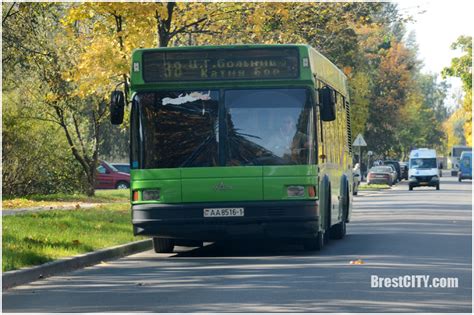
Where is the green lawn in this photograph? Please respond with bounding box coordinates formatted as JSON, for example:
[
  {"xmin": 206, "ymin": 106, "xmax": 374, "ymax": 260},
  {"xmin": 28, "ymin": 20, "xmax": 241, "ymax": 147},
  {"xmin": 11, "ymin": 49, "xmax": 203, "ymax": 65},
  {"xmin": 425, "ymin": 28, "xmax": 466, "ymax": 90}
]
[
  {"xmin": 358, "ymin": 183, "xmax": 391, "ymax": 190},
  {"xmin": 2, "ymin": 203, "xmax": 144, "ymax": 272}
]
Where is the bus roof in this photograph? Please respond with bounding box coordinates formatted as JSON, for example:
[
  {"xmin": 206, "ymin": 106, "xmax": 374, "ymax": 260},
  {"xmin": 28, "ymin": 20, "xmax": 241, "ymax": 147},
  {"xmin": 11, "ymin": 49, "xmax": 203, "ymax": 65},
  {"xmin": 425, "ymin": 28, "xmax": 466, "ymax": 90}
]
[
  {"xmin": 307, "ymin": 46, "xmax": 348, "ymax": 96},
  {"xmin": 130, "ymin": 44, "xmax": 348, "ymax": 97}
]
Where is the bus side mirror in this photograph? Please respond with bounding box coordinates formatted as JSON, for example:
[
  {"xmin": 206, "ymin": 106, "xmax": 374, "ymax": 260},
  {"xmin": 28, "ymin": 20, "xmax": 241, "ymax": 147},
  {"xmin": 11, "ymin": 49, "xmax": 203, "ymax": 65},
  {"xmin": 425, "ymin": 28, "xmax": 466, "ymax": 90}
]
[
  {"xmin": 110, "ymin": 91, "xmax": 125, "ymax": 125},
  {"xmin": 319, "ymin": 86, "xmax": 336, "ymax": 121}
]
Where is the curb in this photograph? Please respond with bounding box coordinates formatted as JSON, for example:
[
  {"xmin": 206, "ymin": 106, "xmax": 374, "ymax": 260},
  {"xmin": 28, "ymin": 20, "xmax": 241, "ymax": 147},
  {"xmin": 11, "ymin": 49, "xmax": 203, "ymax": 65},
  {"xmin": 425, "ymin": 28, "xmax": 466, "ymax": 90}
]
[{"xmin": 2, "ymin": 239, "xmax": 152, "ymax": 290}]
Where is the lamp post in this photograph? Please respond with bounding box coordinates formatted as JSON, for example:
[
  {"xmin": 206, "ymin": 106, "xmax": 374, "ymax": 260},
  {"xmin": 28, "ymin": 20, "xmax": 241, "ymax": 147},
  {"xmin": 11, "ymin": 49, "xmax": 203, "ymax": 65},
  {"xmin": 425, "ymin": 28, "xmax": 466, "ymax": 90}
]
[{"xmin": 367, "ymin": 150, "xmax": 373, "ymax": 169}]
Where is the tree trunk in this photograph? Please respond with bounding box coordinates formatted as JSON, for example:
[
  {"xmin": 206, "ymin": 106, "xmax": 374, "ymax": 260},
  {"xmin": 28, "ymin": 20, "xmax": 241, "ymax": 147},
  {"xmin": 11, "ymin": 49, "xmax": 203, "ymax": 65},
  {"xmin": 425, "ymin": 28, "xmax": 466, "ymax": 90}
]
[{"xmin": 157, "ymin": 2, "xmax": 175, "ymax": 47}]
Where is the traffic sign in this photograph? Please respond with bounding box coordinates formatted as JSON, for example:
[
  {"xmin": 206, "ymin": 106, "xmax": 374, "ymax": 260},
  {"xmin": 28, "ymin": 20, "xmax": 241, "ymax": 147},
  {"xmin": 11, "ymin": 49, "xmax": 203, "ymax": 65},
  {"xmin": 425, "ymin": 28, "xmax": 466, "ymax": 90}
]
[{"xmin": 353, "ymin": 134, "xmax": 367, "ymax": 146}]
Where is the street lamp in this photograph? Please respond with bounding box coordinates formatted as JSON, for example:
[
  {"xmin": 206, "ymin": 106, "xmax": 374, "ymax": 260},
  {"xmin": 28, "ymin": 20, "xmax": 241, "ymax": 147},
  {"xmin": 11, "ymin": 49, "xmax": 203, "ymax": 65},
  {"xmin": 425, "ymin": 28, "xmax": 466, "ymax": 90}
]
[{"xmin": 367, "ymin": 150, "xmax": 373, "ymax": 169}]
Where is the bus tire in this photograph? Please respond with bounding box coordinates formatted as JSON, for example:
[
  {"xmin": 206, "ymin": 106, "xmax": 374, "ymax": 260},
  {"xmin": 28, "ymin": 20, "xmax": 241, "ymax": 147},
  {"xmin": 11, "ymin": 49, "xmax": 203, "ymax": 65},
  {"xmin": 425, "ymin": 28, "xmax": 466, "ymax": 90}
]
[
  {"xmin": 323, "ymin": 191, "xmax": 331, "ymax": 244},
  {"xmin": 303, "ymin": 231, "xmax": 324, "ymax": 251},
  {"xmin": 152, "ymin": 237, "xmax": 174, "ymax": 253},
  {"xmin": 331, "ymin": 220, "xmax": 346, "ymax": 240},
  {"xmin": 320, "ymin": 179, "xmax": 331, "ymax": 244},
  {"xmin": 332, "ymin": 178, "xmax": 348, "ymax": 240}
]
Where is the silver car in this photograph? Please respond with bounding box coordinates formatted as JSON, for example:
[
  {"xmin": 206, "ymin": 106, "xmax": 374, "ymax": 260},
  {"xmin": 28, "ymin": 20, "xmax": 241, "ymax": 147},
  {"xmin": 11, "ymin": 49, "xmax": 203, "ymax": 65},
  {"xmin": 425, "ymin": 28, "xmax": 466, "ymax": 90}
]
[{"xmin": 367, "ymin": 166, "xmax": 395, "ymax": 186}]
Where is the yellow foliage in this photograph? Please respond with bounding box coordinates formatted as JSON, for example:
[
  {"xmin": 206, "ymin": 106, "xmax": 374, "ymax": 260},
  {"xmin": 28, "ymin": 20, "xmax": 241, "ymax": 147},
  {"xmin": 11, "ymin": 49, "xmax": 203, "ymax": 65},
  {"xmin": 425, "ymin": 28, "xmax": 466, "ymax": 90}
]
[
  {"xmin": 463, "ymin": 90, "xmax": 472, "ymax": 146},
  {"xmin": 444, "ymin": 108, "xmax": 467, "ymax": 149}
]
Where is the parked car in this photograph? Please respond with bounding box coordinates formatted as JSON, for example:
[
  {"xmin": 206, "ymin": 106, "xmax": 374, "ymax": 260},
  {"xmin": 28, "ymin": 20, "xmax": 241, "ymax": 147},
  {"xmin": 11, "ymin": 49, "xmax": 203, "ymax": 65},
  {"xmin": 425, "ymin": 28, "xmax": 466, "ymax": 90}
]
[
  {"xmin": 353, "ymin": 163, "xmax": 361, "ymax": 195},
  {"xmin": 387, "ymin": 164, "xmax": 398, "ymax": 184},
  {"xmin": 399, "ymin": 162, "xmax": 409, "ymax": 180},
  {"xmin": 95, "ymin": 161, "xmax": 130, "ymax": 189},
  {"xmin": 111, "ymin": 162, "xmax": 130, "ymax": 174},
  {"xmin": 367, "ymin": 166, "xmax": 394, "ymax": 186},
  {"xmin": 384, "ymin": 160, "xmax": 402, "ymax": 182}
]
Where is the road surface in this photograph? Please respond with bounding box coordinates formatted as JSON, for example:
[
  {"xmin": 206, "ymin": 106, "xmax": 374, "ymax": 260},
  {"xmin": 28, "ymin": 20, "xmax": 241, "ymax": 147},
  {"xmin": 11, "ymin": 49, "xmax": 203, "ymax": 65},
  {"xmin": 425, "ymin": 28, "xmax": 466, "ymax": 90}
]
[{"xmin": 3, "ymin": 176, "xmax": 471, "ymax": 312}]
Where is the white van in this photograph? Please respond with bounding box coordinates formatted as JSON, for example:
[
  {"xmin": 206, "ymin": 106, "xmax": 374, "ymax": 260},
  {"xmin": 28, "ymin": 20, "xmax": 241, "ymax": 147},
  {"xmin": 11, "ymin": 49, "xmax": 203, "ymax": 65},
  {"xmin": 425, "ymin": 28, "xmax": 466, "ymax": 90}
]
[{"xmin": 408, "ymin": 148, "xmax": 440, "ymax": 191}]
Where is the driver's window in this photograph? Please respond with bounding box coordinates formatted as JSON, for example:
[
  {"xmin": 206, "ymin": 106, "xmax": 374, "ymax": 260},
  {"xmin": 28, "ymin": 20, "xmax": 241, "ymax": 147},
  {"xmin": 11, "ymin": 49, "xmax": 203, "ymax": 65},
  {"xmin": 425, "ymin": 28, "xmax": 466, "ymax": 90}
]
[{"xmin": 97, "ymin": 165, "xmax": 107, "ymax": 174}]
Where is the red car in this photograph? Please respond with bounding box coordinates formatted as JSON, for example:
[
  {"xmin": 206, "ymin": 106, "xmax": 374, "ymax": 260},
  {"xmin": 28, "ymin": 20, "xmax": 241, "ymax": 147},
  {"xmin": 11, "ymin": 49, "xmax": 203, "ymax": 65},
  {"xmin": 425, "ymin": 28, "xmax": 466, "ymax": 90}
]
[{"xmin": 95, "ymin": 161, "xmax": 130, "ymax": 189}]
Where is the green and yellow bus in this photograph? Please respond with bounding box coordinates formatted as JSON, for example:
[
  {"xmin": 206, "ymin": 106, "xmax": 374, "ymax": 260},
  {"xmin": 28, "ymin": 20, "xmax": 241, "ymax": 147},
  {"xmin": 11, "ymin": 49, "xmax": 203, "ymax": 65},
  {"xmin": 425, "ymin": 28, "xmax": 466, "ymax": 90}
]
[{"xmin": 110, "ymin": 44, "xmax": 354, "ymax": 253}]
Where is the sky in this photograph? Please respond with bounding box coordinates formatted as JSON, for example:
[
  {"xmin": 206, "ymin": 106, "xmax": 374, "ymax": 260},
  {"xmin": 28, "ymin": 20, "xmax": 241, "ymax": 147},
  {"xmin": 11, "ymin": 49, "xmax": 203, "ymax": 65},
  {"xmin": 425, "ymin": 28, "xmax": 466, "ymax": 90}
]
[{"xmin": 397, "ymin": 0, "xmax": 473, "ymax": 107}]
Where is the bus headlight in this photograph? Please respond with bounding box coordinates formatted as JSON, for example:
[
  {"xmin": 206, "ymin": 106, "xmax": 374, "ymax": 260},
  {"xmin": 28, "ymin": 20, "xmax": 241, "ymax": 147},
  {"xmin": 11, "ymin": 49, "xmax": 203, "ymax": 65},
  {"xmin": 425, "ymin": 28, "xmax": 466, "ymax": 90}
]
[{"xmin": 142, "ymin": 189, "xmax": 161, "ymax": 201}]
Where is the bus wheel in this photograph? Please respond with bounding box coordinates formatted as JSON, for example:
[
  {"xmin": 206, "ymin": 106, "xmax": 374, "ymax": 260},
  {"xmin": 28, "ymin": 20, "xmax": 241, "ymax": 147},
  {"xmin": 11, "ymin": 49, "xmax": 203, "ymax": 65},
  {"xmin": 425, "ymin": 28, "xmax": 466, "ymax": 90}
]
[
  {"xmin": 303, "ymin": 231, "xmax": 324, "ymax": 251},
  {"xmin": 152, "ymin": 237, "xmax": 174, "ymax": 253},
  {"xmin": 332, "ymin": 221, "xmax": 346, "ymax": 240}
]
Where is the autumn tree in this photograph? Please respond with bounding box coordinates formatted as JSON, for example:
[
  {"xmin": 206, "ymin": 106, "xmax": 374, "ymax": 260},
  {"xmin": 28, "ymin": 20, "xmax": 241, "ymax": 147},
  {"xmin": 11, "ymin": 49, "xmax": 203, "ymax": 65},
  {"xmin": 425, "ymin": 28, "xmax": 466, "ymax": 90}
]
[
  {"xmin": 442, "ymin": 35, "xmax": 472, "ymax": 146},
  {"xmin": 3, "ymin": 3, "xmax": 107, "ymax": 196}
]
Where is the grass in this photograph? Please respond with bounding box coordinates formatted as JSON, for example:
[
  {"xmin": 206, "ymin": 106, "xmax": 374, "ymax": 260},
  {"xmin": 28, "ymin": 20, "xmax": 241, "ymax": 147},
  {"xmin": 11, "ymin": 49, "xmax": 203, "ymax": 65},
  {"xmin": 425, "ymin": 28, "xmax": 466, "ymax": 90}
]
[
  {"xmin": 2, "ymin": 203, "xmax": 145, "ymax": 272},
  {"xmin": 358, "ymin": 183, "xmax": 391, "ymax": 191},
  {"xmin": 2, "ymin": 189, "xmax": 130, "ymax": 209}
]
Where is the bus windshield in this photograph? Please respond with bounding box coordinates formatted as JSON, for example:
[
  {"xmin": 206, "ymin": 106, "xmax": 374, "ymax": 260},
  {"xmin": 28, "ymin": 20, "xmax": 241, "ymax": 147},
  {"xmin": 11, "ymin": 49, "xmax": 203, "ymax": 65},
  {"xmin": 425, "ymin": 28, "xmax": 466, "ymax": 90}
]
[
  {"xmin": 225, "ymin": 89, "xmax": 313, "ymax": 166},
  {"xmin": 133, "ymin": 88, "xmax": 314, "ymax": 168},
  {"xmin": 409, "ymin": 158, "xmax": 437, "ymax": 169}
]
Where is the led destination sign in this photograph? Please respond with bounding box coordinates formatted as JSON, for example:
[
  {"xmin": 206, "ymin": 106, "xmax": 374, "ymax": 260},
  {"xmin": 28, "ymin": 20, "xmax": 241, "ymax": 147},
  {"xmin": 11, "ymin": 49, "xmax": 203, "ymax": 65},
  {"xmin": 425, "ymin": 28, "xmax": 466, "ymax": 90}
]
[{"xmin": 142, "ymin": 48, "xmax": 299, "ymax": 82}]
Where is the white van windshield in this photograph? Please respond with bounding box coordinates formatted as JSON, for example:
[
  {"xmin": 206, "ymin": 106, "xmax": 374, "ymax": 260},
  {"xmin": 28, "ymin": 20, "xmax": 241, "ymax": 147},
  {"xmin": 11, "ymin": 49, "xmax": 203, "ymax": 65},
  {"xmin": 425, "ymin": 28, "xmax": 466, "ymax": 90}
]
[{"xmin": 409, "ymin": 158, "xmax": 437, "ymax": 169}]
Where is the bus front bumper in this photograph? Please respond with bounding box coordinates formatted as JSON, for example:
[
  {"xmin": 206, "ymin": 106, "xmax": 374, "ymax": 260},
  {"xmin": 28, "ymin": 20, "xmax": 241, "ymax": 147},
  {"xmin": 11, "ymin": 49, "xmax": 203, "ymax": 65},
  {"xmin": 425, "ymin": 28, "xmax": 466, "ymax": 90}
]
[{"xmin": 132, "ymin": 201, "xmax": 319, "ymax": 241}]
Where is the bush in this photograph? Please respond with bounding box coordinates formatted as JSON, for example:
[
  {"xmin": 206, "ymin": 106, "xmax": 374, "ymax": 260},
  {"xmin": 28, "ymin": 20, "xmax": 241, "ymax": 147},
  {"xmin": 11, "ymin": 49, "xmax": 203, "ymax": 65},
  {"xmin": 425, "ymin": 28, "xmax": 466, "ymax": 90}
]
[{"xmin": 2, "ymin": 98, "xmax": 84, "ymax": 196}]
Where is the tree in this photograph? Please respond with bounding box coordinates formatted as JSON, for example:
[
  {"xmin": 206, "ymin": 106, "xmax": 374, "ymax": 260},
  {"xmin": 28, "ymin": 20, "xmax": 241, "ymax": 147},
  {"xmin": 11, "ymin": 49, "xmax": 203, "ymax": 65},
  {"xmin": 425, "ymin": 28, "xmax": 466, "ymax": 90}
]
[
  {"xmin": 3, "ymin": 3, "xmax": 107, "ymax": 196},
  {"xmin": 365, "ymin": 40, "xmax": 417, "ymax": 156},
  {"xmin": 442, "ymin": 36, "xmax": 472, "ymax": 146}
]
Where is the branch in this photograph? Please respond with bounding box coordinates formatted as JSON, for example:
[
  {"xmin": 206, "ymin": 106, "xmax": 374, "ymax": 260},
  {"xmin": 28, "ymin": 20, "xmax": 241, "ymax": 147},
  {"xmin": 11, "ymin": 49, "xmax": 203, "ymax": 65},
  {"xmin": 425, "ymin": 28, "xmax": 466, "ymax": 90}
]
[
  {"xmin": 17, "ymin": 115, "xmax": 61, "ymax": 125},
  {"xmin": 169, "ymin": 17, "xmax": 208, "ymax": 38},
  {"xmin": 53, "ymin": 103, "xmax": 91, "ymax": 180},
  {"xmin": 2, "ymin": 2, "xmax": 17, "ymax": 24},
  {"xmin": 72, "ymin": 113, "xmax": 88, "ymax": 159},
  {"xmin": 3, "ymin": 33, "xmax": 52, "ymax": 57}
]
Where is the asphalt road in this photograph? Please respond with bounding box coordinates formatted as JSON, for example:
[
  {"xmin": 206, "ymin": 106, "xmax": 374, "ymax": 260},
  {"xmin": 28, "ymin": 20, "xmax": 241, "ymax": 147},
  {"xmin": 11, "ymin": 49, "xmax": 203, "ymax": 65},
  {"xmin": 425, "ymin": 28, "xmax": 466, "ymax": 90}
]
[{"xmin": 3, "ymin": 176, "xmax": 472, "ymax": 312}]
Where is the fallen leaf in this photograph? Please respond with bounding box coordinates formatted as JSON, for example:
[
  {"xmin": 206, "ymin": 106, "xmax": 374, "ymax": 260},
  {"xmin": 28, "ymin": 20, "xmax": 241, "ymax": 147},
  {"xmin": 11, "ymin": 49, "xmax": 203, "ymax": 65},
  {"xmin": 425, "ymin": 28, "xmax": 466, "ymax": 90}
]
[{"xmin": 350, "ymin": 259, "xmax": 364, "ymax": 265}]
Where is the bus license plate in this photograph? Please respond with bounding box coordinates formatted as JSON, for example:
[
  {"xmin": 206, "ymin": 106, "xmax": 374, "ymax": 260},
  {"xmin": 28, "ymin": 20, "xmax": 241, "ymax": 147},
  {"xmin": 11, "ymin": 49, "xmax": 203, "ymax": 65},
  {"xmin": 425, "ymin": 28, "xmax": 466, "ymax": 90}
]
[{"xmin": 203, "ymin": 208, "xmax": 244, "ymax": 217}]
